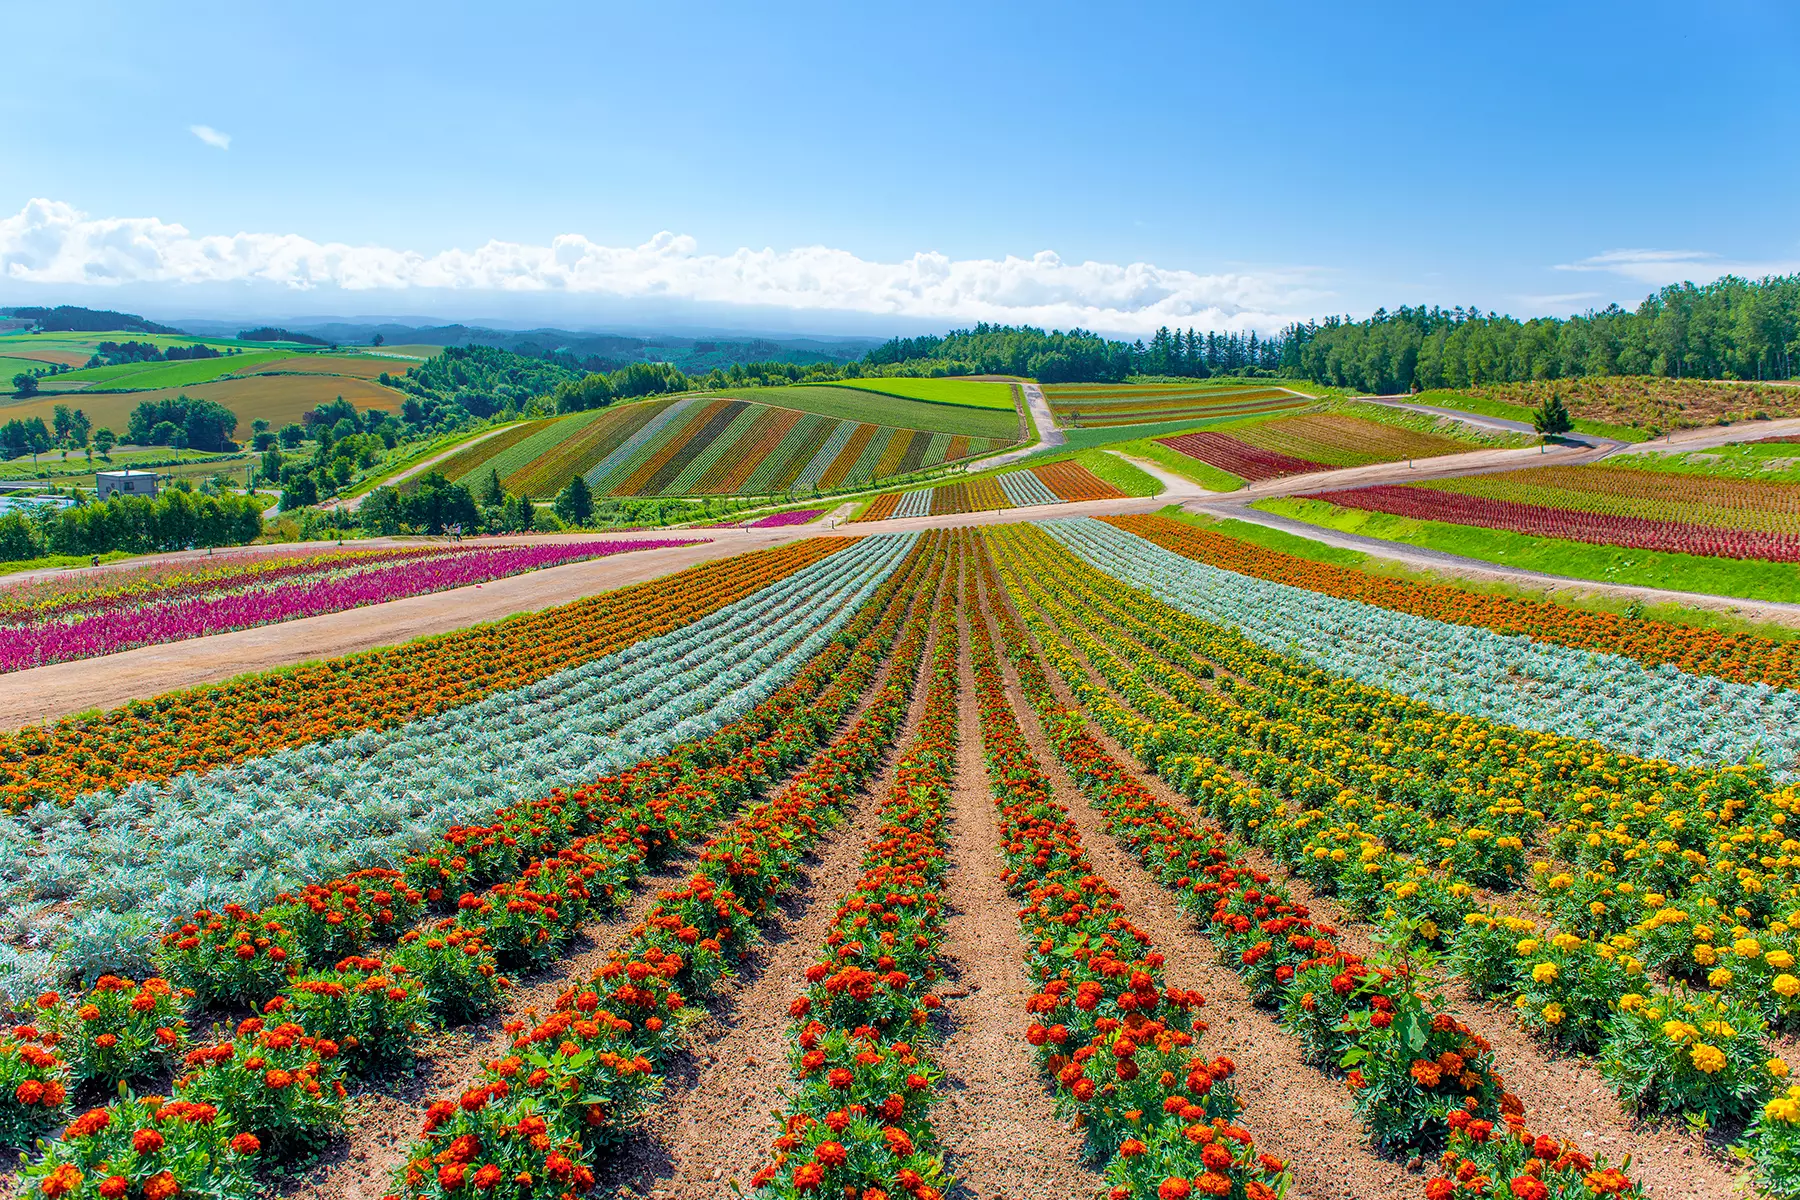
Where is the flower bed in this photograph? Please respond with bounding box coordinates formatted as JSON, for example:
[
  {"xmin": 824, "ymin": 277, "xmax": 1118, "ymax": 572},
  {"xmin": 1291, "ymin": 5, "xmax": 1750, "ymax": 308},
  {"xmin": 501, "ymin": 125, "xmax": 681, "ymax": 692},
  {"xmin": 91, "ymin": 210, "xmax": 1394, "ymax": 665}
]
[
  {"xmin": 382, "ymin": 533, "xmax": 950, "ymax": 1199},
  {"xmin": 0, "ymin": 539, "xmax": 704, "ymax": 673},
  {"xmin": 1105, "ymin": 513, "xmax": 1800, "ymax": 691},
  {"xmin": 752, "ymin": 560, "xmax": 960, "ymax": 1199},
  {"xmin": 9, "ymin": 538, "xmax": 945, "ymax": 1193},
  {"xmin": 0, "ymin": 538, "xmax": 849, "ymax": 811},
  {"xmin": 966, "ymin": 567, "xmax": 1289, "ymax": 1200}
]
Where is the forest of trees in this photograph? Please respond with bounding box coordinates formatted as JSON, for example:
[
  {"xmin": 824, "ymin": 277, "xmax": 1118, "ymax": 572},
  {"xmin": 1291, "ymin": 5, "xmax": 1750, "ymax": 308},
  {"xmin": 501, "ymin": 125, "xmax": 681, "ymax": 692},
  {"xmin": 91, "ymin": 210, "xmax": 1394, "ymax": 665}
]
[
  {"xmin": 862, "ymin": 323, "xmax": 1282, "ymax": 381},
  {"xmin": 1276, "ymin": 275, "xmax": 1800, "ymax": 394},
  {"xmin": 0, "ymin": 305, "xmax": 182, "ymax": 335}
]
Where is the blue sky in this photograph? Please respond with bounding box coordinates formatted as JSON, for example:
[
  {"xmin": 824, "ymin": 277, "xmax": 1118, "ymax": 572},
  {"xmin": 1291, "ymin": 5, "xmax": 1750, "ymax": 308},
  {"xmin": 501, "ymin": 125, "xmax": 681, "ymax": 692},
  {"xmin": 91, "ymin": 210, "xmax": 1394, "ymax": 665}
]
[{"xmin": 1, "ymin": 0, "xmax": 1795, "ymax": 336}]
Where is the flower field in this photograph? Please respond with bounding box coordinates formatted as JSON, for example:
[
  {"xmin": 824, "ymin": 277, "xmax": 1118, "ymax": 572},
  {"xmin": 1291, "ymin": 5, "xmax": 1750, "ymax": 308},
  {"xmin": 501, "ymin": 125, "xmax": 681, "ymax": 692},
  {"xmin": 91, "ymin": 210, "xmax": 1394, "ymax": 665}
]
[
  {"xmin": 0, "ymin": 540, "xmax": 700, "ymax": 673},
  {"xmin": 852, "ymin": 462, "xmax": 1124, "ymax": 522},
  {"xmin": 1304, "ymin": 464, "xmax": 1800, "ymax": 562},
  {"xmin": 429, "ymin": 392, "xmax": 1016, "ymax": 500},
  {"xmin": 5, "ymin": 492, "xmax": 1799, "ymax": 1198},
  {"xmin": 1157, "ymin": 413, "xmax": 1485, "ymax": 483},
  {"xmin": 1043, "ymin": 383, "xmax": 1308, "ymax": 428}
]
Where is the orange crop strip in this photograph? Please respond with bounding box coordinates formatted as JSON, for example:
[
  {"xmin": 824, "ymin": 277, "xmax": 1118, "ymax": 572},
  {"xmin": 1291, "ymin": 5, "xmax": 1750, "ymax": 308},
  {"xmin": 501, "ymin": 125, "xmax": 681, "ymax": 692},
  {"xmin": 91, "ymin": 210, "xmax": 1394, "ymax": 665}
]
[
  {"xmin": 1104, "ymin": 513, "xmax": 1800, "ymax": 691},
  {"xmin": 852, "ymin": 492, "xmax": 901, "ymax": 523},
  {"xmin": 1030, "ymin": 461, "xmax": 1125, "ymax": 501},
  {"xmin": 0, "ymin": 539, "xmax": 850, "ymax": 809}
]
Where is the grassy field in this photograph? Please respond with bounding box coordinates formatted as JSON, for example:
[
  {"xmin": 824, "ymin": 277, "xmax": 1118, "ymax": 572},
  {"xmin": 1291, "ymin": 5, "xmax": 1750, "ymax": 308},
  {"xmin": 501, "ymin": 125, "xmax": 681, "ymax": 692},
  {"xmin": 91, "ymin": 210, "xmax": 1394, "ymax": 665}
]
[
  {"xmin": 823, "ymin": 377, "xmax": 1019, "ymax": 411},
  {"xmin": 1114, "ymin": 437, "xmax": 1246, "ymax": 490},
  {"xmin": 1409, "ymin": 389, "xmax": 1648, "ymax": 441},
  {"xmin": 711, "ymin": 385, "xmax": 1019, "ymax": 440},
  {"xmin": 0, "ymin": 329, "xmax": 310, "ymax": 366},
  {"xmin": 1159, "ymin": 506, "xmax": 1800, "ymax": 640},
  {"xmin": 1251, "ymin": 494, "xmax": 1800, "ymax": 603},
  {"xmin": 1607, "ymin": 439, "xmax": 1800, "ymax": 483},
  {"xmin": 0, "ymin": 445, "xmax": 247, "ymax": 482},
  {"xmin": 45, "ymin": 351, "xmax": 290, "ymax": 391},
  {"xmin": 0, "ymin": 374, "xmax": 407, "ymax": 434}
]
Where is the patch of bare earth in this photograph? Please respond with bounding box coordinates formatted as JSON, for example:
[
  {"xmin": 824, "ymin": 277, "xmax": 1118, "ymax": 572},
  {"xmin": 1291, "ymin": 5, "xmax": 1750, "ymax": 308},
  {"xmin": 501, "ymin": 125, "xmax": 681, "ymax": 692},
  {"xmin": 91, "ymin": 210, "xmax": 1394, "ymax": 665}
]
[
  {"xmin": 930, "ymin": 606, "xmax": 1101, "ymax": 1199},
  {"xmin": 600, "ymin": 599, "xmax": 943, "ymax": 1198}
]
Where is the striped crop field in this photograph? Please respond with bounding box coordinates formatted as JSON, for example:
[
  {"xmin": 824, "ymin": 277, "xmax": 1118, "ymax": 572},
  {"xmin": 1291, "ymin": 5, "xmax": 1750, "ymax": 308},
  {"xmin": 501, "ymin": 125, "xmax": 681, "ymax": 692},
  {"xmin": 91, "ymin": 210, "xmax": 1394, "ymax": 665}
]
[
  {"xmin": 851, "ymin": 461, "xmax": 1124, "ymax": 521},
  {"xmin": 1042, "ymin": 382, "xmax": 1308, "ymax": 427},
  {"xmin": 10, "ymin": 503, "xmax": 1800, "ymax": 1200},
  {"xmin": 1303, "ymin": 463, "xmax": 1800, "ymax": 561},
  {"xmin": 418, "ymin": 393, "xmax": 1016, "ymax": 498},
  {"xmin": 1158, "ymin": 412, "xmax": 1484, "ymax": 481}
]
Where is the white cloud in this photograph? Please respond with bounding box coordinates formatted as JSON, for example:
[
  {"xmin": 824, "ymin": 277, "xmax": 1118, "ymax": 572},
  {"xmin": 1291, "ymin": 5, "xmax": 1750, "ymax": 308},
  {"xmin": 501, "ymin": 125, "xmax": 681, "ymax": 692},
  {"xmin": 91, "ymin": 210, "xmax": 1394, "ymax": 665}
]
[
  {"xmin": 0, "ymin": 199, "xmax": 1326, "ymax": 335},
  {"xmin": 189, "ymin": 125, "xmax": 231, "ymax": 151},
  {"xmin": 1555, "ymin": 247, "xmax": 1800, "ymax": 286}
]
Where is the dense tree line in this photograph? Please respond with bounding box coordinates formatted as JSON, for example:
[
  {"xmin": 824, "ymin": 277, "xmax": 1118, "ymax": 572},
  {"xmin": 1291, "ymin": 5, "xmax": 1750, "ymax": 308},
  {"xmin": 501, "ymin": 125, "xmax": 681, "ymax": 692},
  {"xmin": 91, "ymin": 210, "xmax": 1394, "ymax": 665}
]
[
  {"xmin": 860, "ymin": 323, "xmax": 1282, "ymax": 382},
  {"xmin": 1277, "ymin": 275, "xmax": 1800, "ymax": 394},
  {"xmin": 237, "ymin": 327, "xmax": 330, "ymax": 346},
  {"xmin": 0, "ymin": 488, "xmax": 263, "ymax": 561},
  {"xmin": 127, "ymin": 396, "xmax": 240, "ymax": 452},
  {"xmin": 551, "ymin": 361, "xmax": 691, "ymax": 413},
  {"xmin": 0, "ymin": 305, "xmax": 182, "ymax": 334},
  {"xmin": 83, "ymin": 340, "xmax": 226, "ymax": 368},
  {"xmin": 391, "ymin": 344, "xmax": 585, "ymax": 419}
]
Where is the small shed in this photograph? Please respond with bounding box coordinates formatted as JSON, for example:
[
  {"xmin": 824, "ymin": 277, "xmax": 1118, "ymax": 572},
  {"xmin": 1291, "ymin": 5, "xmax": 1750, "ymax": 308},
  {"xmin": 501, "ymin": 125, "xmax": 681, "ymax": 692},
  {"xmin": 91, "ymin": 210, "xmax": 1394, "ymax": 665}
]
[{"xmin": 97, "ymin": 470, "xmax": 159, "ymax": 501}]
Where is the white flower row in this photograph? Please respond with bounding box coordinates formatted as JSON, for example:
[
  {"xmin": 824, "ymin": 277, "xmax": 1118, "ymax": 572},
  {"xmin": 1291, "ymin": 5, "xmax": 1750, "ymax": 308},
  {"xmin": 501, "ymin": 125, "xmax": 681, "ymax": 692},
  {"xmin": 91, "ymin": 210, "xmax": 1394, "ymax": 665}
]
[
  {"xmin": 0, "ymin": 533, "xmax": 917, "ymax": 989},
  {"xmin": 893, "ymin": 490, "xmax": 932, "ymax": 519},
  {"xmin": 997, "ymin": 471, "xmax": 1059, "ymax": 507},
  {"xmin": 1040, "ymin": 518, "xmax": 1800, "ymax": 774}
]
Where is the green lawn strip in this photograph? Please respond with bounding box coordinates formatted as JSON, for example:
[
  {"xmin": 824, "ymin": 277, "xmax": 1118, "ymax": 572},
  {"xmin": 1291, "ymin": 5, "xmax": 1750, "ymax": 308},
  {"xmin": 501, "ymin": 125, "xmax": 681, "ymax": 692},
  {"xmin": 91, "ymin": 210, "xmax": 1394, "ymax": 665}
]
[
  {"xmin": 1155, "ymin": 506, "xmax": 1800, "ymax": 642},
  {"xmin": 822, "ymin": 376, "xmax": 1018, "ymax": 411},
  {"xmin": 1088, "ymin": 437, "xmax": 1237, "ymax": 491},
  {"xmin": 1410, "ymin": 390, "xmax": 1650, "ymax": 442},
  {"xmin": 708, "ymin": 384, "xmax": 1018, "ymax": 440},
  {"xmin": 0, "ymin": 549, "xmax": 148, "ymax": 577},
  {"xmin": 1249, "ymin": 494, "xmax": 1800, "ymax": 604},
  {"xmin": 345, "ymin": 424, "xmax": 522, "ymax": 498},
  {"xmin": 52, "ymin": 350, "xmax": 291, "ymax": 390},
  {"xmin": 1603, "ymin": 441, "xmax": 1800, "ymax": 484}
]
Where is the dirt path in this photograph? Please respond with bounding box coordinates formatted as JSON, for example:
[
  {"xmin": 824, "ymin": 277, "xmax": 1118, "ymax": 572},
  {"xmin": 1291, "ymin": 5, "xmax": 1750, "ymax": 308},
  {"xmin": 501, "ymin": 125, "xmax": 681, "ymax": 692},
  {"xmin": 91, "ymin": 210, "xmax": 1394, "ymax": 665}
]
[
  {"xmin": 333, "ymin": 428, "xmax": 515, "ymax": 512},
  {"xmin": 967, "ymin": 590, "xmax": 1420, "ymax": 1200},
  {"xmin": 930, "ymin": 601, "xmax": 1101, "ymax": 1199},
  {"xmin": 0, "ymin": 534, "xmax": 765, "ymax": 728},
  {"xmin": 621, "ymin": 614, "xmax": 944, "ymax": 1197}
]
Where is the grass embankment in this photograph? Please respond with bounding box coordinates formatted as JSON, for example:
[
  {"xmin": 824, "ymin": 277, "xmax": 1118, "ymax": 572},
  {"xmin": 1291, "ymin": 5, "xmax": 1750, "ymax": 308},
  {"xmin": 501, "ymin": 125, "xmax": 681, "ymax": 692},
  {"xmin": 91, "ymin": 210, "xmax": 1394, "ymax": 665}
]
[
  {"xmin": 1410, "ymin": 390, "xmax": 1649, "ymax": 442},
  {"xmin": 1247, "ymin": 495, "xmax": 1800, "ymax": 605},
  {"xmin": 1157, "ymin": 507, "xmax": 1800, "ymax": 641},
  {"xmin": 1607, "ymin": 440, "xmax": 1800, "ymax": 483},
  {"xmin": 819, "ymin": 377, "xmax": 1019, "ymax": 411}
]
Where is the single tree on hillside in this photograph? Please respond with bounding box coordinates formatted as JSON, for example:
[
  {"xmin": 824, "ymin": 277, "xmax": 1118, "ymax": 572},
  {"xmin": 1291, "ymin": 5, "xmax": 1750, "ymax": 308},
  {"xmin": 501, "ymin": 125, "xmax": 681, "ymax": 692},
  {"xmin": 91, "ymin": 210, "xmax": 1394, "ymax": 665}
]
[
  {"xmin": 11, "ymin": 373, "xmax": 37, "ymax": 398},
  {"xmin": 1532, "ymin": 391, "xmax": 1574, "ymax": 436},
  {"xmin": 480, "ymin": 467, "xmax": 505, "ymax": 508},
  {"xmin": 554, "ymin": 474, "xmax": 594, "ymax": 527}
]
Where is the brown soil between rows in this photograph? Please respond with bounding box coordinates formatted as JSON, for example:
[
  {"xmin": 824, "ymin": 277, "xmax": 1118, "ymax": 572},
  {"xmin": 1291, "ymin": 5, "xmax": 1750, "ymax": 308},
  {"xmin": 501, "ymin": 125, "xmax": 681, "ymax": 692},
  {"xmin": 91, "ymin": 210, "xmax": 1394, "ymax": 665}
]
[
  {"xmin": 273, "ymin": 583, "xmax": 932, "ymax": 1199},
  {"xmin": 932, "ymin": 600, "xmax": 1103, "ymax": 1199},
  {"xmin": 603, "ymin": 594, "xmax": 946, "ymax": 1198},
  {"xmin": 971, "ymin": 582, "xmax": 1418, "ymax": 1200},
  {"xmin": 1006, "ymin": 579, "xmax": 1743, "ymax": 1200}
]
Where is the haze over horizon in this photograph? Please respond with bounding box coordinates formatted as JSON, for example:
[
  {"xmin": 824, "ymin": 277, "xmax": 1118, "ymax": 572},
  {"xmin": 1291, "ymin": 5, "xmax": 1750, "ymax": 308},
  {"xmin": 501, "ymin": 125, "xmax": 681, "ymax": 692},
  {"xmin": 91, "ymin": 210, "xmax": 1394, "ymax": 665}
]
[{"xmin": 2, "ymin": 0, "xmax": 1796, "ymax": 339}]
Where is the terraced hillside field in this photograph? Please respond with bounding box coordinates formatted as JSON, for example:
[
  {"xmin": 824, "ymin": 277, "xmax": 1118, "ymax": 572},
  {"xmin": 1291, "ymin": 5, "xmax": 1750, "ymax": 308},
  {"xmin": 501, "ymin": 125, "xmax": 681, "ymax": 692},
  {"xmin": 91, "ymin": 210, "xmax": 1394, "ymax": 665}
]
[
  {"xmin": 427, "ymin": 391, "xmax": 1018, "ymax": 498},
  {"xmin": 1043, "ymin": 381, "xmax": 1308, "ymax": 427}
]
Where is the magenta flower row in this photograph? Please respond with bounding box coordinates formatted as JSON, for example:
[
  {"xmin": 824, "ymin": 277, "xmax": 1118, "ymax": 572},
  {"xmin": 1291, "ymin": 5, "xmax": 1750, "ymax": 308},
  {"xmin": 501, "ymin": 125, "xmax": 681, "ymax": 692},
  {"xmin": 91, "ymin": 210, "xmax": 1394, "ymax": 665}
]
[{"xmin": 0, "ymin": 538, "xmax": 702, "ymax": 673}]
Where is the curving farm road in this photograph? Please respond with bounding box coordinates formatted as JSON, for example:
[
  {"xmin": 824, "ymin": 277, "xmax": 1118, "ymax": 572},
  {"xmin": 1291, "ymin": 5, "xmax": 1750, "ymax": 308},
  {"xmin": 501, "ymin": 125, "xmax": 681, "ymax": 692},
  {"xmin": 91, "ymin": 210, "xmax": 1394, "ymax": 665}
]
[{"xmin": 6, "ymin": 400, "xmax": 1799, "ymax": 727}]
